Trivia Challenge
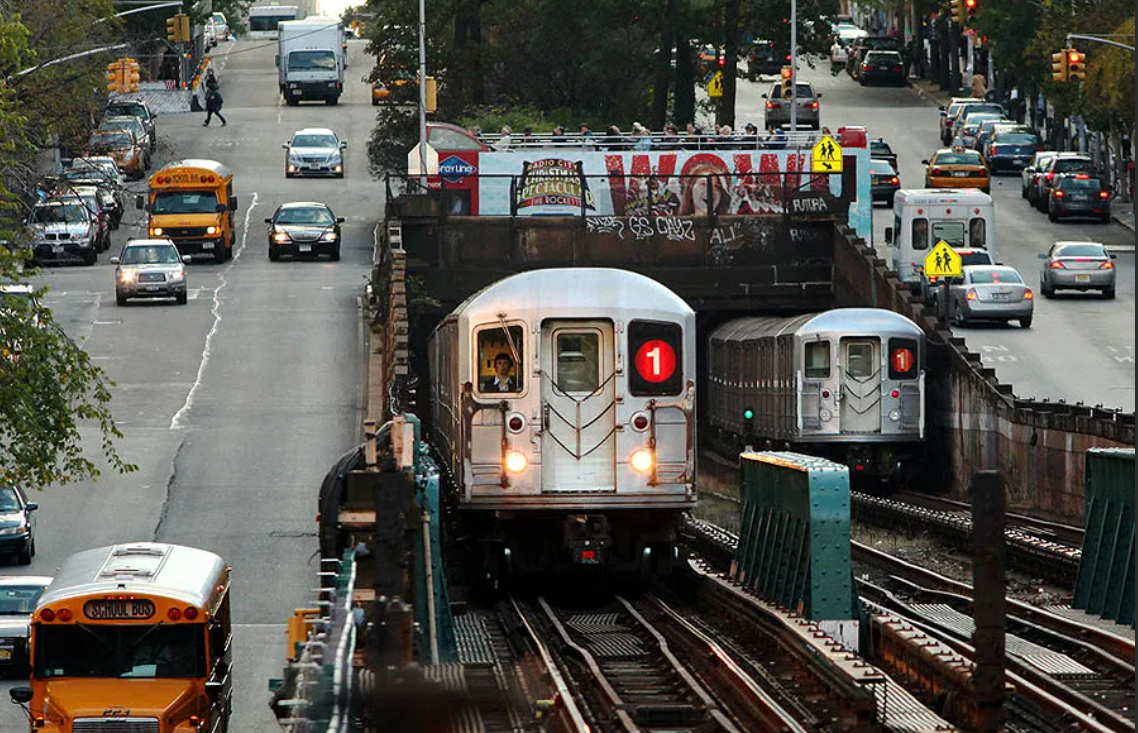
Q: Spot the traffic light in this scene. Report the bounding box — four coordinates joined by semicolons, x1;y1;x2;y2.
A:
106;61;122;93
179;14;191;43
964;0;978;22
425;76;437;113
1051;49;1069;82
123;58;140;93
1067;49;1085;82
949;0;965;25
166;15;180;42
779;66;793;99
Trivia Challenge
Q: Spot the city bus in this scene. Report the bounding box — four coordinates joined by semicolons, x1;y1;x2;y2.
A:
247;4;300;39
9;542;233;733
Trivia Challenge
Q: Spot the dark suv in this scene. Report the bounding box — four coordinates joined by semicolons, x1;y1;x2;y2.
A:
1034;153;1094;212
746;40;785;79
1048;174;1111;223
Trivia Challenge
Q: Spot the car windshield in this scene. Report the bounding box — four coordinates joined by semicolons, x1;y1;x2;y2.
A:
107;104;148;120
0;487;20;512
57;195;98;213
34;623;206;678
292;134;338;149
153;192;218;215
288;50;337;72
870;142;893;155
867;52;901;62
91;133;132;149
960;105;1003;119
103;119;142;135
996;133;1040;146
1055;243;1106;257
769;84;815;98
121;245;180;265
0;585;44;615
1060;177;1103;190
960;251;993;266
1054;158;1091;173
935;152;983;166
969;269;1022;284
276;207;334;225
978;119;1006;132
870;160;895;175
31;203;88;224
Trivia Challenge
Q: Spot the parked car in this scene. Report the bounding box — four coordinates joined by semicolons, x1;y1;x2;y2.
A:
939;97;983;144
1033;153;1094;211
283;128;347;178
869;159;900;205
746;40;785;79
0;487;37;565
1023;151;1060;200
63;157;125;227
948;103;1005;143
26;199;98;265
973;117;1012;153
829;28;866;69
88;129;145;180
948;265;1034;329
859;50;906;86
49;186;112;252
104;98;157;152
210;12;230;41
869;138;898;170
112;238;191;306
956;113;1003;149
922;248;996;305
1038;241;1116;299
762;81;821;130
265;201;344;261
846;36;902;80
1048;173;1112;223
0;576;51;674
986;128;1042;173
923;147;990;193
99;116;152;170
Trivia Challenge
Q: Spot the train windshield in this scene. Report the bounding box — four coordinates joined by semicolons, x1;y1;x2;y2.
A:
804;341;830;378
555;332;600;394
477;325;523;394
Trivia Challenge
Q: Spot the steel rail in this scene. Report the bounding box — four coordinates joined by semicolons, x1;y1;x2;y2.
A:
507;597;591;732
891;491;1085;546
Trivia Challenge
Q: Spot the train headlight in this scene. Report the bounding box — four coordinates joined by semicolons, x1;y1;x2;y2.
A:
504;450;528;474
630;412;650;432
889;410;901;422
820;409;833;422
630;449;654;473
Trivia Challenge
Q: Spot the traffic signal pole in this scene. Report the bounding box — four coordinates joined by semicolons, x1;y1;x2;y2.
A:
789;0;796;132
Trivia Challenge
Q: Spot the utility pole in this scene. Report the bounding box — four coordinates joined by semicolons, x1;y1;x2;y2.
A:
789;0;797;132
417;0;428;187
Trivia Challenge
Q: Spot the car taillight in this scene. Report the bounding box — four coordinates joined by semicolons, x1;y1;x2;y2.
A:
890;176;899;184
808;101;818;109
1054;190;1065;198
1100;261;1114;270
1024;289;1034;300
1050;261;1065;269
1045;172;1055;180
966;289;978;300
931;168;943;176
766;102;775;109
862;64;869;71
1099;190;1110;199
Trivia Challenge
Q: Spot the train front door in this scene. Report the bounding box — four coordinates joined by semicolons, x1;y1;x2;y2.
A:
839;338;882;433
540;320;616;492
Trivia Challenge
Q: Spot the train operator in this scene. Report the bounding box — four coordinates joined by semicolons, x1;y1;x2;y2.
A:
483;353;519;392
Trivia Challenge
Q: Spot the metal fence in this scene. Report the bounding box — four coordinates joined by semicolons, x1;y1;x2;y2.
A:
270;551;359;733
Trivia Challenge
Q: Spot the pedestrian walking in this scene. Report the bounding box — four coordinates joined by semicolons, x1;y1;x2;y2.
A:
205;68;219;91
203;87;227;126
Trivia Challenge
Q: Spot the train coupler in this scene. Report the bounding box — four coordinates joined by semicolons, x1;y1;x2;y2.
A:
564;515;611;565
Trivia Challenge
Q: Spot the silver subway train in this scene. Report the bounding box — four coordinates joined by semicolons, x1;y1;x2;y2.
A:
428;268;697;575
708;308;925;481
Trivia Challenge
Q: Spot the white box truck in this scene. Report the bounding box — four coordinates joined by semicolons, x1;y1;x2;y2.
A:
277;19;344;106
305;15;348;69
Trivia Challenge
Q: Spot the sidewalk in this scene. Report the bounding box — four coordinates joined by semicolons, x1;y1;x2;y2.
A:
1112;202;1134;232
908;77;953;108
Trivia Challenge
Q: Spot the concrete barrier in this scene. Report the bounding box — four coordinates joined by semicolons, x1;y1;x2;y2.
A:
832;224;1134;522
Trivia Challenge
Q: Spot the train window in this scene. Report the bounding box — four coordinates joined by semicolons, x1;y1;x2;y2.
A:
889;338;919;379
476;324;524;394
628;320;682;396
804;341;830;379
910;217;929;250
555;331;600;394
931;221;965;247
968;217;986;248
844;342;876;378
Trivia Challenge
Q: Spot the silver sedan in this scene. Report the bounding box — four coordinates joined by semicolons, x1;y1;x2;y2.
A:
112;238;191;306
1038;241;1116;299
948;265;1034;329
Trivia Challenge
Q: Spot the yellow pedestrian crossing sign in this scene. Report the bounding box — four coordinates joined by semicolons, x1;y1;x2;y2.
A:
924;240;963;278
708;71;724;98
811;135;843;172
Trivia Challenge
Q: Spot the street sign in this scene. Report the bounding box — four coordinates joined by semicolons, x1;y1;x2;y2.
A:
924;240;963;278
811;135;843;173
708;71;724;98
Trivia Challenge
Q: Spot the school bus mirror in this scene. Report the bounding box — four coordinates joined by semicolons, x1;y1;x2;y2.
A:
9;686;32;704
205;680;223;701
215;202;228;213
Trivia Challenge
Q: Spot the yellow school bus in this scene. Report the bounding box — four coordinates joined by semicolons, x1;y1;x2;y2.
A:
10;543;232;733
143;159;236;264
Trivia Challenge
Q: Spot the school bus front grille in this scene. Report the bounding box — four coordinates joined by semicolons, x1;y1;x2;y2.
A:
74;717;160;733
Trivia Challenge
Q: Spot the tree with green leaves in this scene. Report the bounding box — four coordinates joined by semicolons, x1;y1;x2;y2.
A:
0;14;136;489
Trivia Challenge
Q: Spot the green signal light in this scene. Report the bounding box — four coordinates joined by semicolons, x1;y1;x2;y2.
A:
743;408;754;420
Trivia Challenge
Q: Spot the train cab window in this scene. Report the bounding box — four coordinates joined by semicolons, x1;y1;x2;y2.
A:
477;325;524;394
804;341;830;379
888;338;919;379
968;217;986;248
555;332;600;393
931;221;965;247
911;217;929;250
844;342;876;378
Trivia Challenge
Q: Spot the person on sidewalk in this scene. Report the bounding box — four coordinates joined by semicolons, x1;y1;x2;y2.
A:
203;87;227;126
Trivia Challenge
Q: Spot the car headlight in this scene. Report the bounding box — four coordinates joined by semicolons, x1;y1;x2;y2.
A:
320;231;338;242
169;268;185;281
118;270;135;283
272;232;291;243
0;525;26;536
206;226;218;235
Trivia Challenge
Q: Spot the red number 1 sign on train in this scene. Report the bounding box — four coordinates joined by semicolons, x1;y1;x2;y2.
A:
634;340;677;383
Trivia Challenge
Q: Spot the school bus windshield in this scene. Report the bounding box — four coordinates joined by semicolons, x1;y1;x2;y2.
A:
153;191;219;214
34;623;205;678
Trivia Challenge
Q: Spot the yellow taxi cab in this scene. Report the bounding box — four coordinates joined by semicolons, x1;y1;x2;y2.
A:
370;81;389;105
922;145;991;193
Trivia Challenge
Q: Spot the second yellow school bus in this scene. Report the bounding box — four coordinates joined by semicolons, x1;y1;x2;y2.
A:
11;542;232;733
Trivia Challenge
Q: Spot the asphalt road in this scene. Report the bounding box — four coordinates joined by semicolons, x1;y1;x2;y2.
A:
734;62;1135;412
1;38;380;731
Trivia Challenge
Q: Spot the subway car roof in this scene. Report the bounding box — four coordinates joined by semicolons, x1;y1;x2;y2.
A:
449;268;695;323
38;542;227;610
711;308;923;342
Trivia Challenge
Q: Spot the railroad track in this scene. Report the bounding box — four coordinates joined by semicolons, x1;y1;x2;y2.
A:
891;492;1085;548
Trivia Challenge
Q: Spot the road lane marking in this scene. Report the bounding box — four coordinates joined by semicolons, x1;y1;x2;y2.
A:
170;192;259;430
1106;345;1134;363
978;344;1018;363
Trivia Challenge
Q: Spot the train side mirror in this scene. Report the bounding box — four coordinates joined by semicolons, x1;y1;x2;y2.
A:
10;686;32;704
883;227;893;244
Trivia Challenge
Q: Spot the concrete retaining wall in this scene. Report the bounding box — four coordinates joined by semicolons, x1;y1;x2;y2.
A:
832;224;1134;522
